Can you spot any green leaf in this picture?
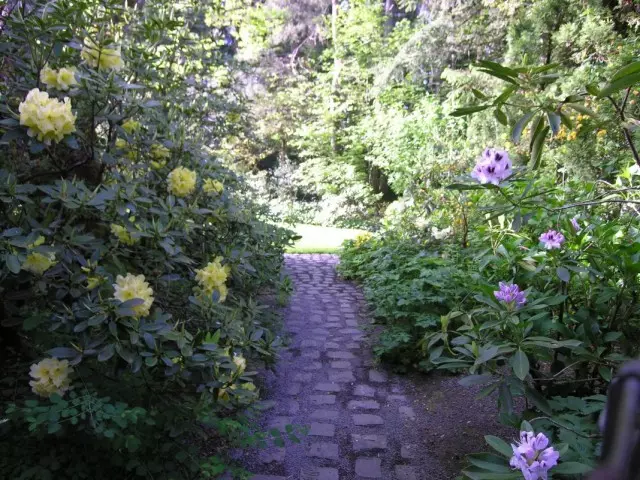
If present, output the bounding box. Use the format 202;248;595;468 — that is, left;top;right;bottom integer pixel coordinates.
494;108;508;126
467;453;512;472
484;435;513;458
556;267;571;283
566;103;596;117
451;105;491;117
511;350;529;381
476;60;519;78
524;384;553;415
6;254;21;274
511;112;535;144
459;374;494;387
493;84;517;105
529;125;549;169
546;111;561;135
599;71;640;97
553;462;593;474
598;365;612;381
472;89;487;100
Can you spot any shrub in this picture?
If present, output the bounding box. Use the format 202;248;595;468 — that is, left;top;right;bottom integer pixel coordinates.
0;0;295;478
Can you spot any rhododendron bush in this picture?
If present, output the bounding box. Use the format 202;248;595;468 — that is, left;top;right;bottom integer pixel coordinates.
0;0;295;478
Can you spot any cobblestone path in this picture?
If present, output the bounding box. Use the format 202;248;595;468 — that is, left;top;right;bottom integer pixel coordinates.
248;254;450;480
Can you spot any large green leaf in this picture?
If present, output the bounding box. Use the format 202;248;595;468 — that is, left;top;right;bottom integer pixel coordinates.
511;350;529;381
553;462;594;474
511;111;536;144
529;125;549;169
484;435;513;458
451;105;491;117
598;71;640;97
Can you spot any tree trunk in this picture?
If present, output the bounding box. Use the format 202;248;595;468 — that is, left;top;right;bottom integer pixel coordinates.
330;0;339;153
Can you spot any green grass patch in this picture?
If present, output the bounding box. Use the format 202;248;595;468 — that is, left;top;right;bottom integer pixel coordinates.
286;224;369;253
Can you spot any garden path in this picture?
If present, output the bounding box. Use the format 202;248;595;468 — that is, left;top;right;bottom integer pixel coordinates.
246;254;454;480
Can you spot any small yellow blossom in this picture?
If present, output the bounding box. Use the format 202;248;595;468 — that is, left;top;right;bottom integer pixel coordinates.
122;119;141;134
113;273;154;318
167;167;197;197
86;276;103;290
27;236;46;248
195;257;230;303
115;138;128;150
81;38;124;71
567;131;578;141
151;144;171;161
29;358;73;398
233;355;246;373
597;129;607;139
42;65;78;91
19;88;76;144
203;178;224;195
110;224;137;245
22;252;56;275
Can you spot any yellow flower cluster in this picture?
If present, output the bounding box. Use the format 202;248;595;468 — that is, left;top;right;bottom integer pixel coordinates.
113;273;154;318
29;358;73;398
19;88;76;144
151;144;171;161
110;224;138;245
81;38;124;71
233;355;247;373
167;167;197;197
597;129;607;139
203;179;224;195
122;119;141;134
22;252;57;275
40;65;78;91
353;232;373;248
195;257;230;303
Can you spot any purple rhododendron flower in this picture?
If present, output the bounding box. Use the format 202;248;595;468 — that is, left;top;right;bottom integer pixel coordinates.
509;431;560;480
471;148;512;185
539;230;565;250
571;216;581;232
494;282;527;309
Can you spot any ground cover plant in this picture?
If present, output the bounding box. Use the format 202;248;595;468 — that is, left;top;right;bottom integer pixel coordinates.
0;0;297;478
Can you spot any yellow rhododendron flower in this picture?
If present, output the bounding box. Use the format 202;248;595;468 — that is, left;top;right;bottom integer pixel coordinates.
151;144;171;161
195;257;230;303
29;358;73;398
40;65;59;88
110;224;137;245
122;119;141;134
41;65;78;91
113;273;154;318
203;178;224;195
167;167;197;197
81;38;124;71
19;88;76;144
22;252;56;275
353;232;373;248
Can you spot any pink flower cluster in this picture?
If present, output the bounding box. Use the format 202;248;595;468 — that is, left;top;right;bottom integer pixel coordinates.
494;282;527;309
471;148;512;185
509;431;560;480
539;230;565;249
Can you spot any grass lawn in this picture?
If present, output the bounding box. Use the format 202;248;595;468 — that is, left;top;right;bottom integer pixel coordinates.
286;224;369;253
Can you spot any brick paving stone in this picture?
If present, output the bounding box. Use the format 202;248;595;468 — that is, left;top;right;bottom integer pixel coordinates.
401;444;419;460
308;442;339;459
328;370;356;383
286;383;302;396
268;416;292;432
258;448;285;464
293;373;314;383
300;467;339;480
309;422;336;437
354;384;376;397
368;370;387;383
355;457;382;478
330;360;352;369
387;394;407;402
303;362;323;371
348;400;380;410
327;350;356;359
352;434;388;451
251;476;287;480
399;406;416;420
310;409;339;421
353;414;384;426
309;394;337;405
302;350;321;359
314;383;342;392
